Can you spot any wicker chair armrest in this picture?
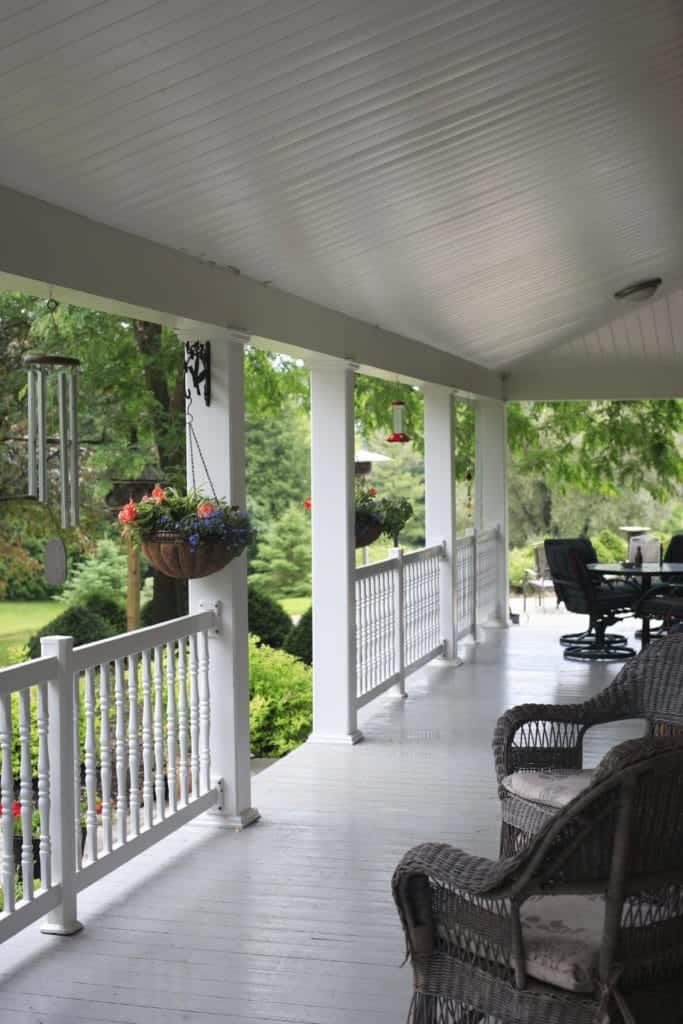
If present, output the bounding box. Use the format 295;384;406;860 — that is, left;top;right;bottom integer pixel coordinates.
393;842;514;897
493;701;620;783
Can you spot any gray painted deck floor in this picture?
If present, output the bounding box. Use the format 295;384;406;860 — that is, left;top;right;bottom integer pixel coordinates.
0;620;640;1023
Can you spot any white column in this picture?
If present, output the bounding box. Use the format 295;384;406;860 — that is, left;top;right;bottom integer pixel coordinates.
188;336;258;828
308;360;361;744
423;385;459;660
475;398;509;627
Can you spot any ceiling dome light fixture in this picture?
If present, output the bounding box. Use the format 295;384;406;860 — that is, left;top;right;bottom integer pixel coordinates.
614;277;662;302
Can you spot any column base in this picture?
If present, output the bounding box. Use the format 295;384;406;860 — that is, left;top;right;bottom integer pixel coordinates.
437;655;464;668
41;919;83;937
192;806;261;831
307;729;364;745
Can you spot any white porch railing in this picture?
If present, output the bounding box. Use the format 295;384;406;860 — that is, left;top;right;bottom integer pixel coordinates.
0;608;219;944
455;525;502;640
355;543;446;707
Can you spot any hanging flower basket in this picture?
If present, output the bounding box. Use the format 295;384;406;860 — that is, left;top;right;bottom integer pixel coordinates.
354;520;383;548
119;486;256;582
142;533;242;579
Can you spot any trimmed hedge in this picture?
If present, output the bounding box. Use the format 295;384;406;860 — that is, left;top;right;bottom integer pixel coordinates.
284;606;312;666
26;596;124;659
248;587;292;649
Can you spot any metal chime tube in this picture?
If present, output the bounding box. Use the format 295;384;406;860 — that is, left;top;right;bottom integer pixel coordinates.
68;366;79;526
27;368;38;497
36;368;48;503
57;371;69;528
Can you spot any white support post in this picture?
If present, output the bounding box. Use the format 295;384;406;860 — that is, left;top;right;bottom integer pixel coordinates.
40;635;82;936
391;547;406;697
308;360;362;744
475;398;509;628
187;336;259;829
423;385;460;661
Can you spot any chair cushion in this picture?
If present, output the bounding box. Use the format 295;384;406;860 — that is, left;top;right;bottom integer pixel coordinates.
502;769;595;809
521;894;604;992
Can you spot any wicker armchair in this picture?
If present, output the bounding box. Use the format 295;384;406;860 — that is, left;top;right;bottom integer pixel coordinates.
393;735;683;1024
493;631;683;857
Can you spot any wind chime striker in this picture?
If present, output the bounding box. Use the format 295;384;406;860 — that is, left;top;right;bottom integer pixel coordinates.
386;399;411;443
24;343;80;529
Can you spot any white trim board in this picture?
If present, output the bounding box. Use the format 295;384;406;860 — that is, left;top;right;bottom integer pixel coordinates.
0;185;501;399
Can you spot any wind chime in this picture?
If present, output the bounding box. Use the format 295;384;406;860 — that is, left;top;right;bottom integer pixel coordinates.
465;469;474;519
23;301;80;528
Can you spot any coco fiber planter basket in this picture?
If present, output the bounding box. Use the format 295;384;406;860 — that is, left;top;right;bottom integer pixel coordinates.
142;532;241;580
354;521;383;549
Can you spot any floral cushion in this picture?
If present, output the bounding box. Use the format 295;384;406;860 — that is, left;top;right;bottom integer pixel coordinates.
502;768;595;809
521;893;604;992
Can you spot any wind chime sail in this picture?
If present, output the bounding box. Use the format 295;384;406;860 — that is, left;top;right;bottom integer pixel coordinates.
24;351;80;528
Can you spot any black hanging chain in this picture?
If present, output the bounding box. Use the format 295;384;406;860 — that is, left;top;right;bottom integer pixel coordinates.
185;390;219;503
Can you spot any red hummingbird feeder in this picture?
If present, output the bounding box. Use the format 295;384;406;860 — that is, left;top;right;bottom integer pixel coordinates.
386;400;411;443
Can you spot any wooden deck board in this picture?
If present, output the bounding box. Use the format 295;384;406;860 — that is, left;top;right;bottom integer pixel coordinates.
0;622;640;1022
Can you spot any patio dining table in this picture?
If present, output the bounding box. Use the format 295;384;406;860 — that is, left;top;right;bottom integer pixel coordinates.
587;562;683;647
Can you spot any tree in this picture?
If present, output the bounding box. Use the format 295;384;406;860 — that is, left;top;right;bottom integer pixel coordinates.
249;504;312;598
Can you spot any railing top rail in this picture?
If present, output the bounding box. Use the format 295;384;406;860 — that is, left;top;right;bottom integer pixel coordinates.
477;526;500;544
0;654;59;697
403;542;445;565
455;534;476;550
354;555;399;581
71;608;217;673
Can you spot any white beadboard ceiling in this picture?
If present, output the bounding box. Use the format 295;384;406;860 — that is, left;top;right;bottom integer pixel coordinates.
0;0;681;370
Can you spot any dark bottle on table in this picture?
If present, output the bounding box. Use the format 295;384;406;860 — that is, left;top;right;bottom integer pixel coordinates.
635;545;643;568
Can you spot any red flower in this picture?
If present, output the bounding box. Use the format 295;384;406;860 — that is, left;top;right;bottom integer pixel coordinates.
304;498;312;510
0;803;20;817
368;487;377;497
151;485;165;504
118;499;138;524
95;801;103;815
197;501;217;518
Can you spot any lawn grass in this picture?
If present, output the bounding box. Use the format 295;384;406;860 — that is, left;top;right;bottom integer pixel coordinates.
0;600;58;668
280;596;311;618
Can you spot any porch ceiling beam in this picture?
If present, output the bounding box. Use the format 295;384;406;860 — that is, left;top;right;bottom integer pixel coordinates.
504;357;683;401
0;184;501;400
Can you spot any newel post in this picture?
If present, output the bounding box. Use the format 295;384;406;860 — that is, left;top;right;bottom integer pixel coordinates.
475;397;509;627
423;385;459;659
40;634;82;936
187;335;258;828
308;359;362;744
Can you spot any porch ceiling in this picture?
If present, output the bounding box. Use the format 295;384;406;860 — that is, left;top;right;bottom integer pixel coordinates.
0;0;681;376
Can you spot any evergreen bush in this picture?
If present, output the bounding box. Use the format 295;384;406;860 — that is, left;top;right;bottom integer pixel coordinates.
248;636;312;757
26;605;119;659
59;538;128;608
248;587;292;649
284;606;312;666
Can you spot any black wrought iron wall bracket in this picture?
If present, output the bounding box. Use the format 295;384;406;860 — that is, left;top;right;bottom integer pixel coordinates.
184;341;211;407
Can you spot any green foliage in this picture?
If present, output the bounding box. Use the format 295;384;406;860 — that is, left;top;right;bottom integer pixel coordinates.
378;496;414;547
284;606;313;666
248;587;292;649
60;538;128;608
248;636;312;757
0;539;59;601
249;504;311;599
26;604;119;659
508;545;535;590
591;529;627;563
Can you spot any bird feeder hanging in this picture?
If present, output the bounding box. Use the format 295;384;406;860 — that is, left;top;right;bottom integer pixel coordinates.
24;314;80;529
386;399;411;443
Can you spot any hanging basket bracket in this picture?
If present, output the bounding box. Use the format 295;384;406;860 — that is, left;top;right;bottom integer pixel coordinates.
184;341;211;406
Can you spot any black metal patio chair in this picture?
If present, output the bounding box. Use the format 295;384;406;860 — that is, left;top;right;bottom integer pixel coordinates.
393;734;683;1024
637;533;683;643
544;539;637;661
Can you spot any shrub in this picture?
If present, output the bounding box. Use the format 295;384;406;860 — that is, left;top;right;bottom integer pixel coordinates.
249;636;312;757
0;539;59;601
284;606;312;666
80;594;126;635
59;539;128;608
248;587;292;649
591;529;627;564
508;545;535;591
249;504;311;598
26;605;119;659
